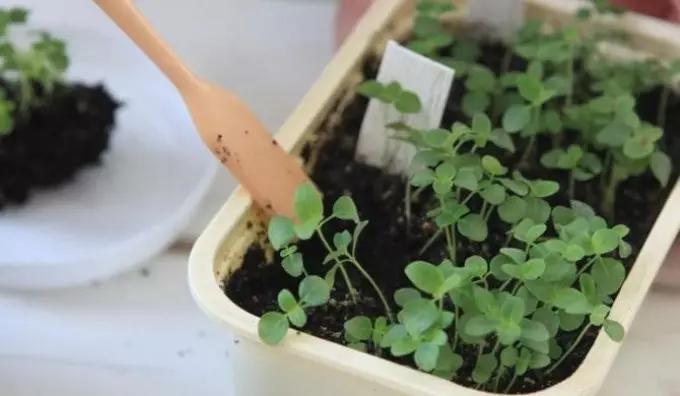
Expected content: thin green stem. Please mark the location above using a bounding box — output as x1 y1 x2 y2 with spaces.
405 181 412 232
658 86 670 128
419 228 443 255
348 257 395 322
493 367 505 393
412 185 428 200
546 324 592 375
504 373 518 393
566 55 575 107
445 226 457 263
453 305 460 350
317 229 357 302
575 256 599 278
568 172 575 199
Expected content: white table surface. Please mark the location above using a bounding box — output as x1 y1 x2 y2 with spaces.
2 1 680 395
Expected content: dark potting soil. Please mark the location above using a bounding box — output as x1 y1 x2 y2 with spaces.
225 39 680 394
0 79 121 211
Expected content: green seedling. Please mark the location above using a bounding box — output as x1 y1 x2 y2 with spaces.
254 1 664 394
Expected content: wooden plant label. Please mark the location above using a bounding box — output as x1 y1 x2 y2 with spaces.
465 0 524 41
355 40 454 175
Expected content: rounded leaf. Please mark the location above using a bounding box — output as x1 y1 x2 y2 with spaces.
458 213 488 242
591 229 620 255
465 315 497 337
405 261 444 295
498 196 527 224
415 342 440 372
394 288 421 307
502 104 532 133
401 298 440 335
258 312 290 345
333 196 359 222
287 306 307 327
482 155 507 176
591 258 625 295
530 180 560 198
651 151 672 187
294 183 324 226
298 276 331 307
277 289 297 312
604 319 625 342
344 316 373 341
282 253 304 277
268 216 296 250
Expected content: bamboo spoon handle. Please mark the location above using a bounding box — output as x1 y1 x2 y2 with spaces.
92 0 196 92
92 0 313 219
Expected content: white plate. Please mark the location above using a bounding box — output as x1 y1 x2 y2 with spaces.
0 21 218 290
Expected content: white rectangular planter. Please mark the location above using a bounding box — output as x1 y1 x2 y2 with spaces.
189 1 680 395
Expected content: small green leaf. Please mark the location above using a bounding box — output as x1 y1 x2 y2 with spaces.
499 178 529 196
480 184 506 205
453 168 479 191
532 306 560 337
258 312 289 345
391 337 420 357
563 244 586 262
268 216 296 250
395 91 423 113
520 259 546 280
344 316 373 341
530 180 560 198
433 346 463 379
591 258 626 295
516 74 542 103
482 155 507 176
458 213 488 242
591 229 620 255
400 298 440 335
465 256 488 277
530 352 551 369
552 288 590 314
589 304 610 326
356 80 384 99
502 104 532 133
604 319 625 342
501 346 518 367
298 276 331 307
472 354 498 384
282 253 304 277
277 289 297 312
462 91 491 117
287 306 307 327
333 196 359 222
559 311 585 331
294 183 323 229
394 288 421 307
498 196 527 224
490 128 516 152
415 342 440 372
333 231 352 250
521 319 550 342
405 261 444 295
651 151 672 187
465 315 496 337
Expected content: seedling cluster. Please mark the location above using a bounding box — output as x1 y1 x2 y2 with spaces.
0 6 70 136
256 0 674 394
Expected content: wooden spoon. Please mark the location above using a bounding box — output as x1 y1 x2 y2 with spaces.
92 0 311 219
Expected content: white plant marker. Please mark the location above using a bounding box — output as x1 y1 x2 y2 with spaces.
465 0 525 41
355 40 454 175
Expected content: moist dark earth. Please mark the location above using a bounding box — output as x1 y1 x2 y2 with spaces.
225 38 680 394
0 80 121 210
